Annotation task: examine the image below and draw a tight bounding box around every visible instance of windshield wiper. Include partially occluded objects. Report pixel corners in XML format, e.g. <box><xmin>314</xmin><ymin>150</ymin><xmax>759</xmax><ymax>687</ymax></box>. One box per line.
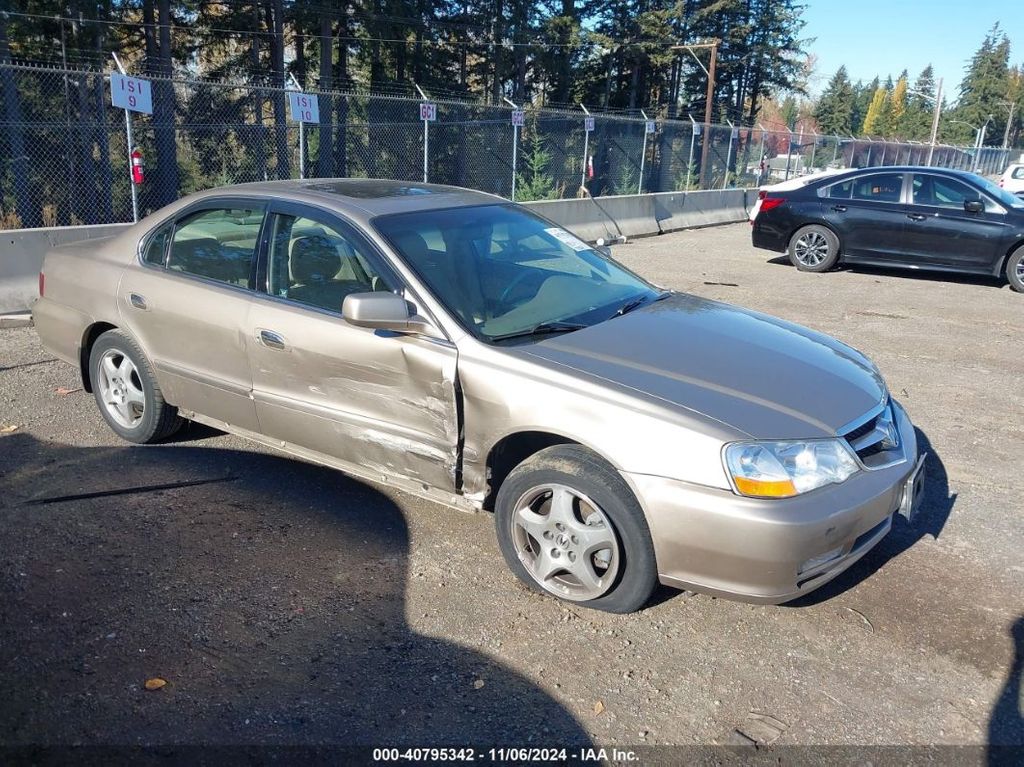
<box><xmin>488</xmin><ymin>321</ymin><xmax>589</xmax><ymax>342</ymax></box>
<box><xmin>614</xmin><ymin>290</ymin><xmax>671</xmax><ymax>317</ymax></box>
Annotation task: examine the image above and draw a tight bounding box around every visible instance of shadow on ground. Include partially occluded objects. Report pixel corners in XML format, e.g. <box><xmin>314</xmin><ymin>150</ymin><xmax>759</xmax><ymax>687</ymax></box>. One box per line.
<box><xmin>765</xmin><ymin>254</ymin><xmax>1006</xmax><ymax>289</ymax></box>
<box><xmin>0</xmin><ymin>433</ymin><xmax>590</xmax><ymax>746</ymax></box>
<box><xmin>788</xmin><ymin>428</ymin><xmax>955</xmax><ymax>607</ymax></box>
<box><xmin>989</xmin><ymin>617</ymin><xmax>1024</xmax><ymax>763</ymax></box>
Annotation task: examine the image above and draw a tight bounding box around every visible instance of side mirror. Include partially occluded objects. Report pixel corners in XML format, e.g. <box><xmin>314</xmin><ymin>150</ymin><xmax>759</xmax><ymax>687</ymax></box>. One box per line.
<box><xmin>342</xmin><ymin>292</ymin><xmax>441</xmax><ymax>338</ymax></box>
<box><xmin>594</xmin><ymin>244</ymin><xmax>612</xmax><ymax>257</ymax></box>
<box><xmin>964</xmin><ymin>199</ymin><xmax>984</xmax><ymax>213</ymax></box>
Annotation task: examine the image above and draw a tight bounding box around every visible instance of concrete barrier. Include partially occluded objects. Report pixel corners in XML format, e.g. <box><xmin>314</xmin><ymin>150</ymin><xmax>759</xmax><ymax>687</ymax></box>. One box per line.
<box><xmin>1</xmin><ymin>224</ymin><xmax>130</xmax><ymax>313</ymax></box>
<box><xmin>0</xmin><ymin>189</ymin><xmax>752</xmax><ymax>313</ymax></box>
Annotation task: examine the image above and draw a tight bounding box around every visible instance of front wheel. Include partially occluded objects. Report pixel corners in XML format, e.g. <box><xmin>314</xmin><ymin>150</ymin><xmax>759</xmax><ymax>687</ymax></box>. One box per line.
<box><xmin>494</xmin><ymin>445</ymin><xmax>658</xmax><ymax>613</ymax></box>
<box><xmin>1006</xmin><ymin>247</ymin><xmax>1024</xmax><ymax>293</ymax></box>
<box><xmin>89</xmin><ymin>330</ymin><xmax>184</xmax><ymax>444</ymax></box>
<box><xmin>788</xmin><ymin>225</ymin><xmax>840</xmax><ymax>272</ymax></box>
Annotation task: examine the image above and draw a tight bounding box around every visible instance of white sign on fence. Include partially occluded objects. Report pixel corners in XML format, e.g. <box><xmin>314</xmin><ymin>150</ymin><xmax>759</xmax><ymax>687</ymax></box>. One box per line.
<box><xmin>420</xmin><ymin>102</ymin><xmax>437</xmax><ymax>121</ymax></box>
<box><xmin>110</xmin><ymin>73</ymin><xmax>153</xmax><ymax>115</ymax></box>
<box><xmin>511</xmin><ymin>110</ymin><xmax>525</xmax><ymax>127</ymax></box>
<box><xmin>645</xmin><ymin>120</ymin><xmax>656</xmax><ymax>134</ymax></box>
<box><xmin>287</xmin><ymin>92</ymin><xmax>320</xmax><ymax>123</ymax></box>
<box><xmin>584</xmin><ymin>116</ymin><xmax>595</xmax><ymax>132</ymax></box>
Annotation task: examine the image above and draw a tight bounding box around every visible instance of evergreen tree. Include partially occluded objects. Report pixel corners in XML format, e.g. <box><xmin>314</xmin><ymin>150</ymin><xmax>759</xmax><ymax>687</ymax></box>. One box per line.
<box><xmin>952</xmin><ymin>23</ymin><xmax>1012</xmax><ymax>145</ymax></box>
<box><xmin>814</xmin><ymin>65</ymin><xmax>855</xmax><ymax>135</ymax></box>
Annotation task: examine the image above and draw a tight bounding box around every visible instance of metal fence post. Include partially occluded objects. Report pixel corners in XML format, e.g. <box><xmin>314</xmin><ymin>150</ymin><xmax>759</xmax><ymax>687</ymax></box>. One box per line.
<box><xmin>723</xmin><ymin>119</ymin><xmax>734</xmax><ymax>190</ymax></box>
<box><xmin>111</xmin><ymin>53</ymin><xmax>139</xmax><ymax>223</ymax></box>
<box><xmin>638</xmin><ymin>110</ymin><xmax>649</xmax><ymax>195</ymax></box>
<box><xmin>580</xmin><ymin>104</ymin><xmax>591</xmax><ymax>194</ymax></box>
<box><xmin>687</xmin><ymin>115</ymin><xmax>698</xmax><ymax>190</ymax></box>
<box><xmin>504</xmin><ymin>97</ymin><xmax>520</xmax><ymax>201</ymax></box>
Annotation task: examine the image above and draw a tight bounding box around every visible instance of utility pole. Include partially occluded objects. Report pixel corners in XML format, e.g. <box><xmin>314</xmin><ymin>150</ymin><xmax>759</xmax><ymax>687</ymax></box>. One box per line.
<box><xmin>1000</xmin><ymin>100</ymin><xmax>1018</xmax><ymax>149</ymax></box>
<box><xmin>926</xmin><ymin>78</ymin><xmax>943</xmax><ymax>167</ymax></box>
<box><xmin>671</xmin><ymin>40</ymin><xmax>718</xmax><ymax>189</ymax></box>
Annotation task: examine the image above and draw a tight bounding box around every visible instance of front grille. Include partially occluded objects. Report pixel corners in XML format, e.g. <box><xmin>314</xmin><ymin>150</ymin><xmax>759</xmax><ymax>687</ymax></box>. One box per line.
<box><xmin>841</xmin><ymin>401</ymin><xmax>904</xmax><ymax>468</ymax></box>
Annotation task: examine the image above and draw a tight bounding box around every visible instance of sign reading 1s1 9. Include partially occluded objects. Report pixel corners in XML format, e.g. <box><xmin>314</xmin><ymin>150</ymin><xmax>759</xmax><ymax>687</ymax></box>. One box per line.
<box><xmin>110</xmin><ymin>73</ymin><xmax>153</xmax><ymax>115</ymax></box>
<box><xmin>288</xmin><ymin>92</ymin><xmax>320</xmax><ymax>123</ymax></box>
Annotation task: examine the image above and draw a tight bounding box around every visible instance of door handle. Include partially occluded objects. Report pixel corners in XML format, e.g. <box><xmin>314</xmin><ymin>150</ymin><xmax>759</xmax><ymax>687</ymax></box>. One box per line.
<box><xmin>258</xmin><ymin>329</ymin><xmax>287</xmax><ymax>350</ymax></box>
<box><xmin>830</xmin><ymin>205</ymin><xmax>847</xmax><ymax>213</ymax></box>
<box><xmin>128</xmin><ymin>293</ymin><xmax>148</xmax><ymax>310</ymax></box>
<box><xmin>907</xmin><ymin>213</ymin><xmax>927</xmax><ymax>221</ymax></box>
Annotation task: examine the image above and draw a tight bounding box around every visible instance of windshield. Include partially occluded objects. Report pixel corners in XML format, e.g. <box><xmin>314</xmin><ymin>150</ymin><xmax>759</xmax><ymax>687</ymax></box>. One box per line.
<box><xmin>972</xmin><ymin>174</ymin><xmax>1024</xmax><ymax>209</ymax></box>
<box><xmin>375</xmin><ymin>204</ymin><xmax>658</xmax><ymax>341</ymax></box>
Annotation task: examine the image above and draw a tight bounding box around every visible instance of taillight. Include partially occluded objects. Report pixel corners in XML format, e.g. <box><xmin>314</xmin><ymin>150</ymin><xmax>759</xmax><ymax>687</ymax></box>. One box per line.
<box><xmin>760</xmin><ymin>197</ymin><xmax>786</xmax><ymax>213</ymax></box>
<box><xmin>758</xmin><ymin>189</ymin><xmax>768</xmax><ymax>200</ymax></box>
<box><xmin>38</xmin><ymin>271</ymin><xmax>45</xmax><ymax>297</ymax></box>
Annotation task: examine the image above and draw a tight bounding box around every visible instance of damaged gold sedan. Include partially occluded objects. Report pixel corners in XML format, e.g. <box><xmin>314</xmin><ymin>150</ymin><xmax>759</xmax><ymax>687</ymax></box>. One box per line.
<box><xmin>34</xmin><ymin>180</ymin><xmax>923</xmax><ymax>613</ymax></box>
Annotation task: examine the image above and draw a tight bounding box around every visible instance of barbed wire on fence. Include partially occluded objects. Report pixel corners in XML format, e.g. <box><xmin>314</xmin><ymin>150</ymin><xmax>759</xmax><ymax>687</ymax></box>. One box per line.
<box><xmin>0</xmin><ymin>62</ymin><xmax>1017</xmax><ymax>230</ymax></box>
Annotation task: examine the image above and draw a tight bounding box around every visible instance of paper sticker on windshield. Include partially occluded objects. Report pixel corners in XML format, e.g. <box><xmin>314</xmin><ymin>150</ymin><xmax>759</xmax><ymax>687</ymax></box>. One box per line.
<box><xmin>545</xmin><ymin>227</ymin><xmax>591</xmax><ymax>252</ymax></box>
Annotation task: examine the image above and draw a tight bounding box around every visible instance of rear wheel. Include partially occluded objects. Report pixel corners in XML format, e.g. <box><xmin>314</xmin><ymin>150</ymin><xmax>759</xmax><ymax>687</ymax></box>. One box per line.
<box><xmin>1006</xmin><ymin>247</ymin><xmax>1024</xmax><ymax>293</ymax></box>
<box><xmin>494</xmin><ymin>445</ymin><xmax>658</xmax><ymax>613</ymax></box>
<box><xmin>89</xmin><ymin>330</ymin><xmax>184</xmax><ymax>444</ymax></box>
<box><xmin>788</xmin><ymin>225</ymin><xmax>840</xmax><ymax>272</ymax></box>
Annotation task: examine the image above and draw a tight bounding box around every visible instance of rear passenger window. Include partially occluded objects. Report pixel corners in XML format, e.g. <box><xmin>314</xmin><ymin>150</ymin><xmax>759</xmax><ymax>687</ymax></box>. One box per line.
<box><xmin>851</xmin><ymin>174</ymin><xmax>903</xmax><ymax>203</ymax></box>
<box><xmin>142</xmin><ymin>223</ymin><xmax>171</xmax><ymax>266</ymax></box>
<box><xmin>1012</xmin><ymin>167</ymin><xmax>1024</xmax><ymax>180</ymax></box>
<box><xmin>167</xmin><ymin>207</ymin><xmax>263</xmax><ymax>288</ymax></box>
<box><xmin>824</xmin><ymin>180</ymin><xmax>853</xmax><ymax>199</ymax></box>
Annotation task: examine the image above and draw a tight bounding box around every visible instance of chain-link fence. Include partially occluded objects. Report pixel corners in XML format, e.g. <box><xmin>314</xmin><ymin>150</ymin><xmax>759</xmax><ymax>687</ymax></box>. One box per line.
<box><xmin>1</xmin><ymin>61</ymin><xmax>1019</xmax><ymax>230</ymax></box>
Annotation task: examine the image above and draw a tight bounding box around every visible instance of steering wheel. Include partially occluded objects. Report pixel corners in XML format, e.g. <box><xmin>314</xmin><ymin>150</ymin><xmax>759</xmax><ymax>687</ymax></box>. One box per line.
<box><xmin>499</xmin><ymin>270</ymin><xmax>536</xmax><ymax>304</ymax></box>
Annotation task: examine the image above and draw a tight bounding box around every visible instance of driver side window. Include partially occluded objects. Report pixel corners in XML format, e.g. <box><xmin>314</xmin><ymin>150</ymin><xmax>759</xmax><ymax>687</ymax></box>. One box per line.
<box><xmin>266</xmin><ymin>213</ymin><xmax>393</xmax><ymax>314</ymax></box>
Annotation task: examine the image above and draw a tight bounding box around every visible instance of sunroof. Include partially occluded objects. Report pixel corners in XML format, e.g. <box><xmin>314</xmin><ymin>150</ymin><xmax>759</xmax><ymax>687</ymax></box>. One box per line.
<box><xmin>303</xmin><ymin>180</ymin><xmax>437</xmax><ymax>199</ymax></box>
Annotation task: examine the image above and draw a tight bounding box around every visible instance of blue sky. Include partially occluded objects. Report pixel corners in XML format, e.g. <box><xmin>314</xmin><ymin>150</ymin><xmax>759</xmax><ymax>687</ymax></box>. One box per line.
<box><xmin>802</xmin><ymin>0</ymin><xmax>1024</xmax><ymax>99</ymax></box>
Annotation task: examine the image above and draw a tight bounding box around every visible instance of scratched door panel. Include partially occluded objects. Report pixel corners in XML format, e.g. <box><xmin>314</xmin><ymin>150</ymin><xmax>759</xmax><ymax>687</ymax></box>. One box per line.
<box><xmin>247</xmin><ymin>297</ymin><xmax>460</xmax><ymax>493</ymax></box>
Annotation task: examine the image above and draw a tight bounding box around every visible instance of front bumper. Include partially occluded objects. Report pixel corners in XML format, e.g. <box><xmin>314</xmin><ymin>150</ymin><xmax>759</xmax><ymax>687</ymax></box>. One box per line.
<box><xmin>625</xmin><ymin>402</ymin><xmax>919</xmax><ymax>604</ymax></box>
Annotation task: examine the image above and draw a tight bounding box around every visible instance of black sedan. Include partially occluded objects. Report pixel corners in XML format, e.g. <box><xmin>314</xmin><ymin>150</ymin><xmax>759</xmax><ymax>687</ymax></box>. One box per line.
<box><xmin>751</xmin><ymin>166</ymin><xmax>1024</xmax><ymax>292</ymax></box>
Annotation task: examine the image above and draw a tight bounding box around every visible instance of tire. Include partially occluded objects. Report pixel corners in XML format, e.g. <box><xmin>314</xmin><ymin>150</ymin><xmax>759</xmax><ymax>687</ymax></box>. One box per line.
<box><xmin>494</xmin><ymin>445</ymin><xmax>658</xmax><ymax>614</ymax></box>
<box><xmin>1006</xmin><ymin>247</ymin><xmax>1024</xmax><ymax>293</ymax></box>
<box><xmin>89</xmin><ymin>329</ymin><xmax>184</xmax><ymax>444</ymax></box>
<box><xmin>788</xmin><ymin>224</ymin><xmax>840</xmax><ymax>272</ymax></box>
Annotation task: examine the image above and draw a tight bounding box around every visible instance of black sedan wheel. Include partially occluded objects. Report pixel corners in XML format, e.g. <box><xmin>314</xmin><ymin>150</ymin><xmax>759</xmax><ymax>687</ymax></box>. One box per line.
<box><xmin>788</xmin><ymin>225</ymin><xmax>840</xmax><ymax>272</ymax></box>
<box><xmin>1007</xmin><ymin>247</ymin><xmax>1024</xmax><ymax>293</ymax></box>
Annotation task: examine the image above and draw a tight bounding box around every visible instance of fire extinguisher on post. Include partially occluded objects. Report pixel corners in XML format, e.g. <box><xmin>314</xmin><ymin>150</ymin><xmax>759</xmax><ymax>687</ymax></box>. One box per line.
<box><xmin>130</xmin><ymin>148</ymin><xmax>144</xmax><ymax>185</ymax></box>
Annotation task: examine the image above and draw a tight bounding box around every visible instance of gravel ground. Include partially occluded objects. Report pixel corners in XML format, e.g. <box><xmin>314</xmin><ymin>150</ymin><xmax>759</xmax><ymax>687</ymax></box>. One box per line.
<box><xmin>1</xmin><ymin>223</ymin><xmax>1022</xmax><ymax>751</ymax></box>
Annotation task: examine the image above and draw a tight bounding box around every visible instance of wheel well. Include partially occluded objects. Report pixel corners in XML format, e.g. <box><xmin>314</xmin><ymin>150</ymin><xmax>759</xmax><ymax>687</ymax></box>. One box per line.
<box><xmin>79</xmin><ymin>322</ymin><xmax>117</xmax><ymax>393</ymax></box>
<box><xmin>483</xmin><ymin>431</ymin><xmax>576</xmax><ymax>511</ymax></box>
<box><xmin>1000</xmin><ymin>240</ymin><xmax>1024</xmax><ymax>277</ymax></box>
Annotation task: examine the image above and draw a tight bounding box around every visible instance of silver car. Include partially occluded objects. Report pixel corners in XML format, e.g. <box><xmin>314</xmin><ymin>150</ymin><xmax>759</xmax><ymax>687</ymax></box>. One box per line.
<box><xmin>33</xmin><ymin>180</ymin><xmax>924</xmax><ymax>613</ymax></box>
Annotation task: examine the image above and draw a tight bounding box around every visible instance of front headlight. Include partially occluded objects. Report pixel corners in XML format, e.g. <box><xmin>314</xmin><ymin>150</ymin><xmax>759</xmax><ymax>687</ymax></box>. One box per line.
<box><xmin>724</xmin><ymin>439</ymin><xmax>860</xmax><ymax>498</ymax></box>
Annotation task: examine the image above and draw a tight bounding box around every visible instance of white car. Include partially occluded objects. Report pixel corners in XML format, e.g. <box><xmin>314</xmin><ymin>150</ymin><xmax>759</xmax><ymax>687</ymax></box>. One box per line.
<box><xmin>998</xmin><ymin>163</ymin><xmax>1024</xmax><ymax>197</ymax></box>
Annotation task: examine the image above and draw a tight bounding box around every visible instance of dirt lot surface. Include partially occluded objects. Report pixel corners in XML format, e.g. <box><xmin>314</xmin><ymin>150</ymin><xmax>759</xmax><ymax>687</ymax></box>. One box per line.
<box><xmin>1</xmin><ymin>223</ymin><xmax>1022</xmax><ymax>752</ymax></box>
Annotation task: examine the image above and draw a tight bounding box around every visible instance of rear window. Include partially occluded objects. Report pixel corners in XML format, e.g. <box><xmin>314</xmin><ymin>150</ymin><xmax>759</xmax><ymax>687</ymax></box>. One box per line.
<box><xmin>851</xmin><ymin>174</ymin><xmax>903</xmax><ymax>203</ymax></box>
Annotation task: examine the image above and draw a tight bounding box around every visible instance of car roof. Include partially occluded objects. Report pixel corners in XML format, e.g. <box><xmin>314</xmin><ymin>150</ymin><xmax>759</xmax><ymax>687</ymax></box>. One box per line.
<box><xmin>180</xmin><ymin>178</ymin><xmax>506</xmax><ymax>219</ymax></box>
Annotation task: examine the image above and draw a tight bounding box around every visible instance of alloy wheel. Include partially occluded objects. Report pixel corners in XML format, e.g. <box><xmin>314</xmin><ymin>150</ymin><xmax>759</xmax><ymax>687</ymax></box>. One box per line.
<box><xmin>509</xmin><ymin>483</ymin><xmax>620</xmax><ymax>601</ymax></box>
<box><xmin>97</xmin><ymin>349</ymin><xmax>145</xmax><ymax>429</ymax></box>
<box><xmin>793</xmin><ymin>231</ymin><xmax>830</xmax><ymax>267</ymax></box>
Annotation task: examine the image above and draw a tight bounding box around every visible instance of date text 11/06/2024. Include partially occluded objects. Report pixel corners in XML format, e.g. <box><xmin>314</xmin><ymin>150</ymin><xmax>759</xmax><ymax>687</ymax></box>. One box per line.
<box><xmin>372</xmin><ymin>747</ymin><xmax>640</xmax><ymax>762</ymax></box>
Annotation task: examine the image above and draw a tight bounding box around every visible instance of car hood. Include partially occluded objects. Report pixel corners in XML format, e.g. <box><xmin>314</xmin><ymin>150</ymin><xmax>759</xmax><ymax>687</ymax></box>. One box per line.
<box><xmin>522</xmin><ymin>293</ymin><xmax>886</xmax><ymax>439</ymax></box>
